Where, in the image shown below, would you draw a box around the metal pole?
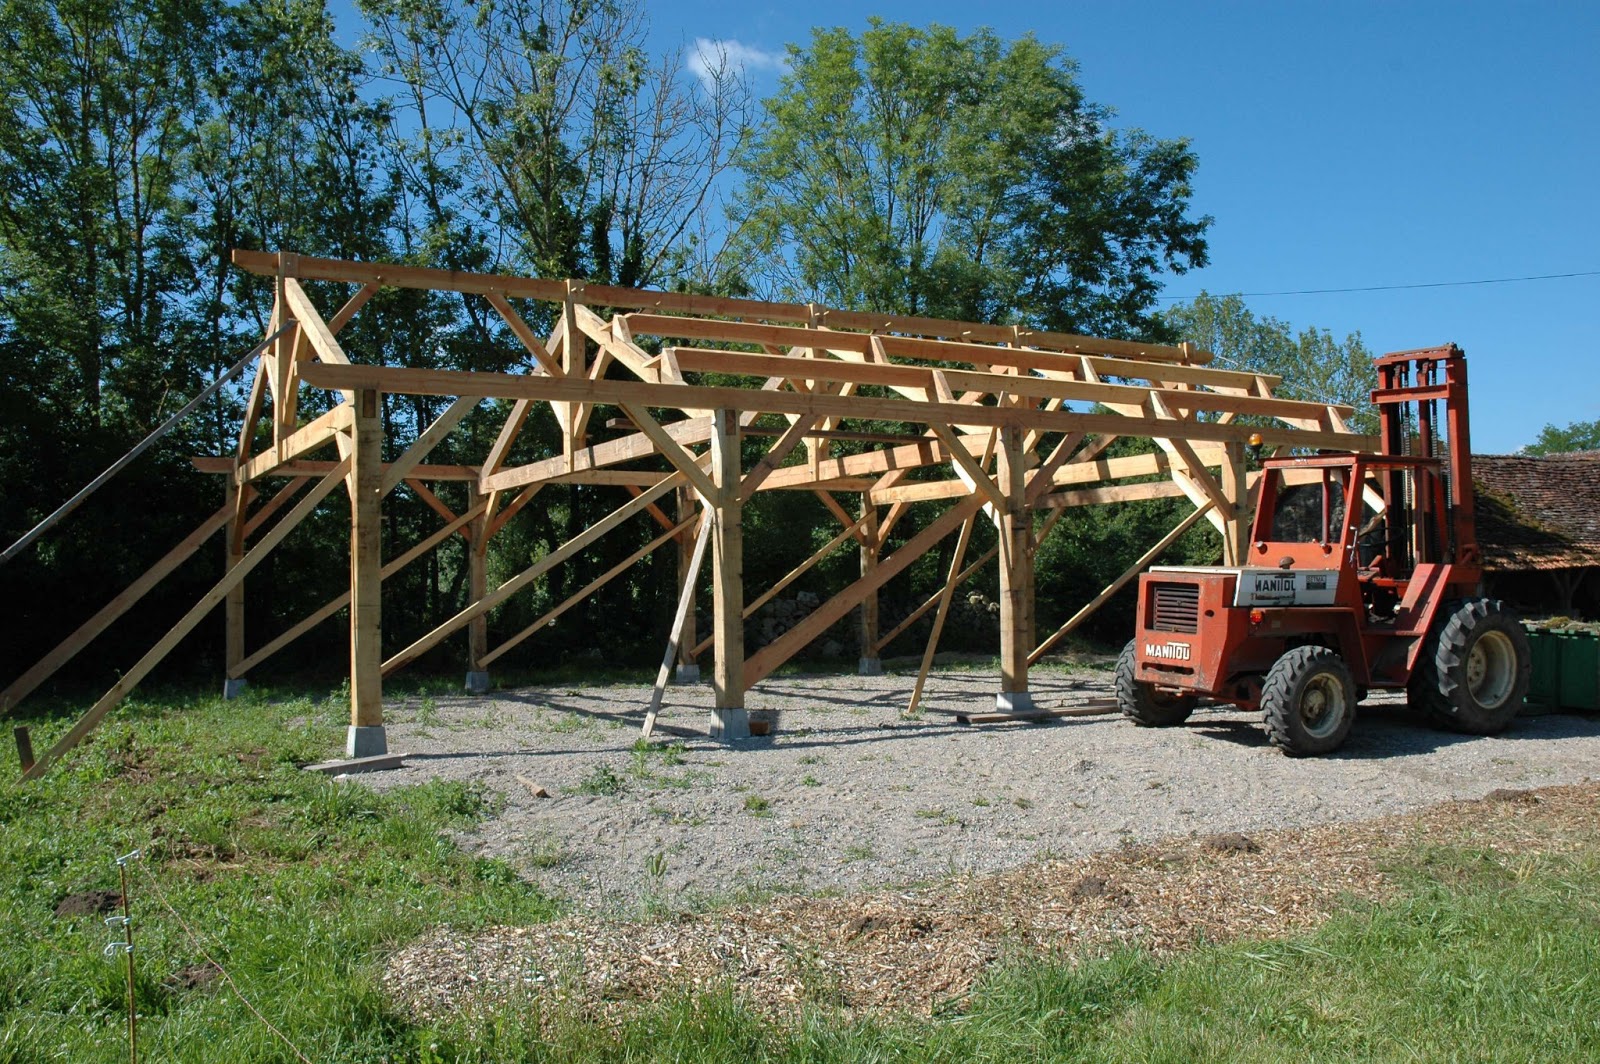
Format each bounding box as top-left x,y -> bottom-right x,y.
0,327 -> 289,567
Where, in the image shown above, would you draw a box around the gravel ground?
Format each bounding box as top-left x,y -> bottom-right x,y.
361,659 -> 1600,916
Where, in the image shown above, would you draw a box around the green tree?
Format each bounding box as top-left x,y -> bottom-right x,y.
359,0 -> 748,291
729,20 -> 1209,336
1522,419 -> 1600,455
1163,292 -> 1377,433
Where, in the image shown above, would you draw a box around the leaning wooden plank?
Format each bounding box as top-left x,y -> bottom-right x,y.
242,477 -> 311,538
20,462 -> 350,780
872,542 -> 998,655
0,502 -> 235,717
1027,501 -> 1214,666
231,499 -> 487,678
299,363 -> 1378,454
483,515 -> 694,668
643,516 -> 712,738
382,472 -> 689,675
906,510 -> 980,715
743,495 -> 985,688
687,511 -> 873,659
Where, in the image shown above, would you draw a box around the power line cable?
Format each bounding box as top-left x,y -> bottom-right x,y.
1157,268 -> 1600,301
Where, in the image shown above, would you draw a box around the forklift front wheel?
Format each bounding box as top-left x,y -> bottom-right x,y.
1262,646 -> 1356,756
1116,640 -> 1196,726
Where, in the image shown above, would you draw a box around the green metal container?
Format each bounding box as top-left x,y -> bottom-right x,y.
1554,631 -> 1600,711
1524,627 -> 1561,708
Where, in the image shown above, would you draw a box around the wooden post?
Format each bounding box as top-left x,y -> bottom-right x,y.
995,424 -> 1035,710
1221,440 -> 1248,565
857,495 -> 882,675
348,389 -> 386,757
674,485 -> 701,683
222,483 -> 249,699
465,487 -> 491,693
709,409 -> 749,739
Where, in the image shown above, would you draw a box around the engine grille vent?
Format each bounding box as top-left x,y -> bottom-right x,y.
1149,583 -> 1200,633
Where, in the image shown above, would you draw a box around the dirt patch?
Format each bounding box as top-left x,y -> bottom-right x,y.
54,890 -> 123,918
384,782 -> 1600,1022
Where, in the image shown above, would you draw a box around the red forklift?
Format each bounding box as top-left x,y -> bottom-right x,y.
1117,344 -> 1531,756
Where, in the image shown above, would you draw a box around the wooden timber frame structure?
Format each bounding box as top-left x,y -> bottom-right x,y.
6,250 -> 1376,779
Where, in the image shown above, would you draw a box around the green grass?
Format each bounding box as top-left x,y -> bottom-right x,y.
4,685 -> 1600,1061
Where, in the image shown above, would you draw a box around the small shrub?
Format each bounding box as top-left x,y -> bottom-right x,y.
573,764 -> 625,796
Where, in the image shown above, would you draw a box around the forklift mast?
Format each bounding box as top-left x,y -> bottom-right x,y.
1371,344 -> 1480,585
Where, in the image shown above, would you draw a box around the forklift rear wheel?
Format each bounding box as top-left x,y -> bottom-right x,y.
1262,646 -> 1356,756
1115,640 -> 1196,726
1423,598 -> 1531,734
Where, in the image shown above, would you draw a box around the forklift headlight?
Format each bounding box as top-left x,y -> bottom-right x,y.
1249,608 -> 1265,625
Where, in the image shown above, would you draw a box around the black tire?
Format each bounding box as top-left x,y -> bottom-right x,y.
1417,598 -> 1530,735
1262,646 -> 1357,756
1115,640 -> 1196,727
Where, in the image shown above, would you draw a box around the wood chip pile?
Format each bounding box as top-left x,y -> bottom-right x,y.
384,783 -> 1598,1024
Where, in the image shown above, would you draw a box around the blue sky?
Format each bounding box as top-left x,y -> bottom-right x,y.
648,0 -> 1600,452
333,1 -> 1599,452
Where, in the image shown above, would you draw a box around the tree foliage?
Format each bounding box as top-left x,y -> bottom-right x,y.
1164,292 -> 1378,433
1522,419 -> 1600,456
0,8 -> 1277,686
728,20 -> 1210,338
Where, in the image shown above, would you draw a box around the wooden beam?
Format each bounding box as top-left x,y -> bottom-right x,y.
743,496 -> 985,688
231,499 -> 488,679
644,514 -> 712,738
688,511 -> 872,659
21,460 -> 350,780
481,516 -> 693,668
740,414 -> 820,500
906,510 -> 979,715
242,477 -> 311,538
479,415 -> 715,494
873,543 -> 998,655
349,390 -> 384,736
616,403 -> 718,504
328,282 -> 379,335
382,472 -> 687,675
927,423 -> 1003,508
710,410 -> 744,714
380,396 -> 478,495
994,425 -> 1033,697
668,346 -> 1344,421
237,404 -> 350,484
0,502 -> 235,717
485,292 -> 564,377
298,363 -> 1375,454
234,248 -> 1215,364
1028,501 -> 1214,665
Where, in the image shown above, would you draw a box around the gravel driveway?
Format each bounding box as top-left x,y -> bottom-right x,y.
361,660 -> 1600,916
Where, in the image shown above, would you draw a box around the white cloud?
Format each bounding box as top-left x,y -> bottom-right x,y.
686,37 -> 787,88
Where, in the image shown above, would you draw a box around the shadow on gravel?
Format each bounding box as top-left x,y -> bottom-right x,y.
1184,701 -> 1600,759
